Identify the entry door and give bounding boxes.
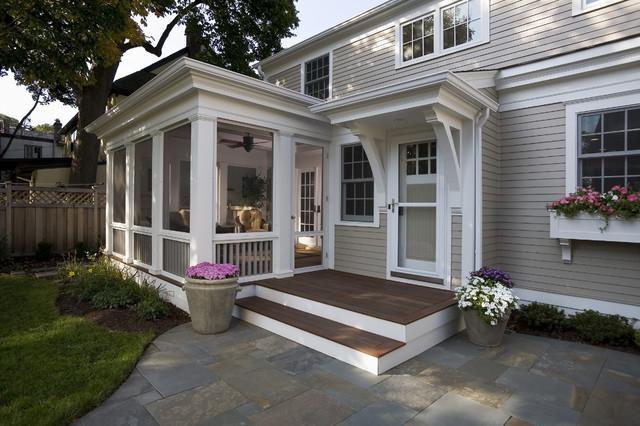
[390,141,439,276]
[293,143,324,270]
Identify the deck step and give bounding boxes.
[236,296,405,358]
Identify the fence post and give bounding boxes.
[93,185,99,246]
[5,182,11,253]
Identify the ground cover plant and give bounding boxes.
[0,275,153,426]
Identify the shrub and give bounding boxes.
[133,281,169,320]
[517,302,566,332]
[567,310,635,347]
[73,241,89,259]
[35,241,54,260]
[636,330,640,348]
[60,257,170,320]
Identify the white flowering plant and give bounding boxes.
[455,274,519,326]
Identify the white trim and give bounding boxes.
[572,0,626,16]
[514,288,640,322]
[564,91,640,194]
[549,212,640,244]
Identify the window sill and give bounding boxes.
[549,212,640,244]
[335,220,378,228]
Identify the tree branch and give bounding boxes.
[122,0,205,56]
[0,88,42,159]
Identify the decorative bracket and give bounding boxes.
[343,120,387,194]
[558,238,572,264]
[424,106,462,191]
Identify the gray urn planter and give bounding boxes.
[184,276,239,334]
[462,309,510,347]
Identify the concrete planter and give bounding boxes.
[462,309,510,347]
[184,276,239,334]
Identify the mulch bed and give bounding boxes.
[507,316,640,355]
[56,292,190,336]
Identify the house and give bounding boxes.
[86,0,640,374]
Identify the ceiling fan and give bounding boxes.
[219,133,270,152]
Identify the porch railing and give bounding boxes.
[214,237,273,277]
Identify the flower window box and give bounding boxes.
[549,212,640,244]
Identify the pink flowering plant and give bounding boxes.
[549,186,640,226]
[185,262,240,281]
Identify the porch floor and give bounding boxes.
[254,270,456,325]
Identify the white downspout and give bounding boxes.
[474,108,490,270]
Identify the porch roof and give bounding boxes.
[309,71,499,124]
[86,57,329,140]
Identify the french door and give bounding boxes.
[293,142,324,270]
[389,140,442,280]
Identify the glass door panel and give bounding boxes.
[294,143,324,270]
[397,141,437,273]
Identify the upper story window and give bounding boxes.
[398,0,487,67]
[304,54,330,100]
[578,106,640,192]
[341,144,374,222]
[402,15,434,62]
[442,0,481,50]
[24,145,42,158]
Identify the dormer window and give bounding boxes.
[401,15,434,62]
[442,0,481,50]
[304,54,330,100]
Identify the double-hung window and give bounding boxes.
[578,106,640,192]
[304,54,330,100]
[401,15,434,62]
[442,0,481,50]
[24,145,42,158]
[341,144,374,222]
[572,0,625,15]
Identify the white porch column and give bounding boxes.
[273,130,295,277]
[104,150,113,255]
[189,115,217,265]
[460,119,476,278]
[149,131,163,274]
[123,143,134,263]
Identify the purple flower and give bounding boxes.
[185,262,240,280]
[470,267,514,288]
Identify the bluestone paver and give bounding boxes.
[408,392,509,426]
[338,401,417,426]
[371,375,446,411]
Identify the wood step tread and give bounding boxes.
[236,297,405,358]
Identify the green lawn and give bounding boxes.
[0,275,153,426]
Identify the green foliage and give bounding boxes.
[567,310,635,347]
[32,123,54,133]
[34,240,54,260]
[0,275,152,425]
[134,282,170,320]
[62,257,170,320]
[635,330,640,348]
[517,302,566,332]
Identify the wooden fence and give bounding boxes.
[0,183,106,256]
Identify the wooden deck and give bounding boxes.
[255,270,456,325]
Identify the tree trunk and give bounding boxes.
[69,62,120,184]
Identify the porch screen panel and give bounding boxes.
[133,233,152,265]
[112,148,126,224]
[163,124,191,232]
[112,228,125,255]
[134,139,152,227]
[162,238,190,277]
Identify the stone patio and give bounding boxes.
[75,319,639,426]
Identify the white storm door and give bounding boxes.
[390,141,440,275]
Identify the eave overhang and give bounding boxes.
[87,57,328,139]
[309,71,499,124]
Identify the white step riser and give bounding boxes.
[379,312,465,374]
[254,285,407,341]
[233,306,380,375]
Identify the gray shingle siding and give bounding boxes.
[334,214,387,279]
[267,64,301,92]
[497,103,640,306]
[332,0,640,98]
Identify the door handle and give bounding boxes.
[387,198,397,213]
